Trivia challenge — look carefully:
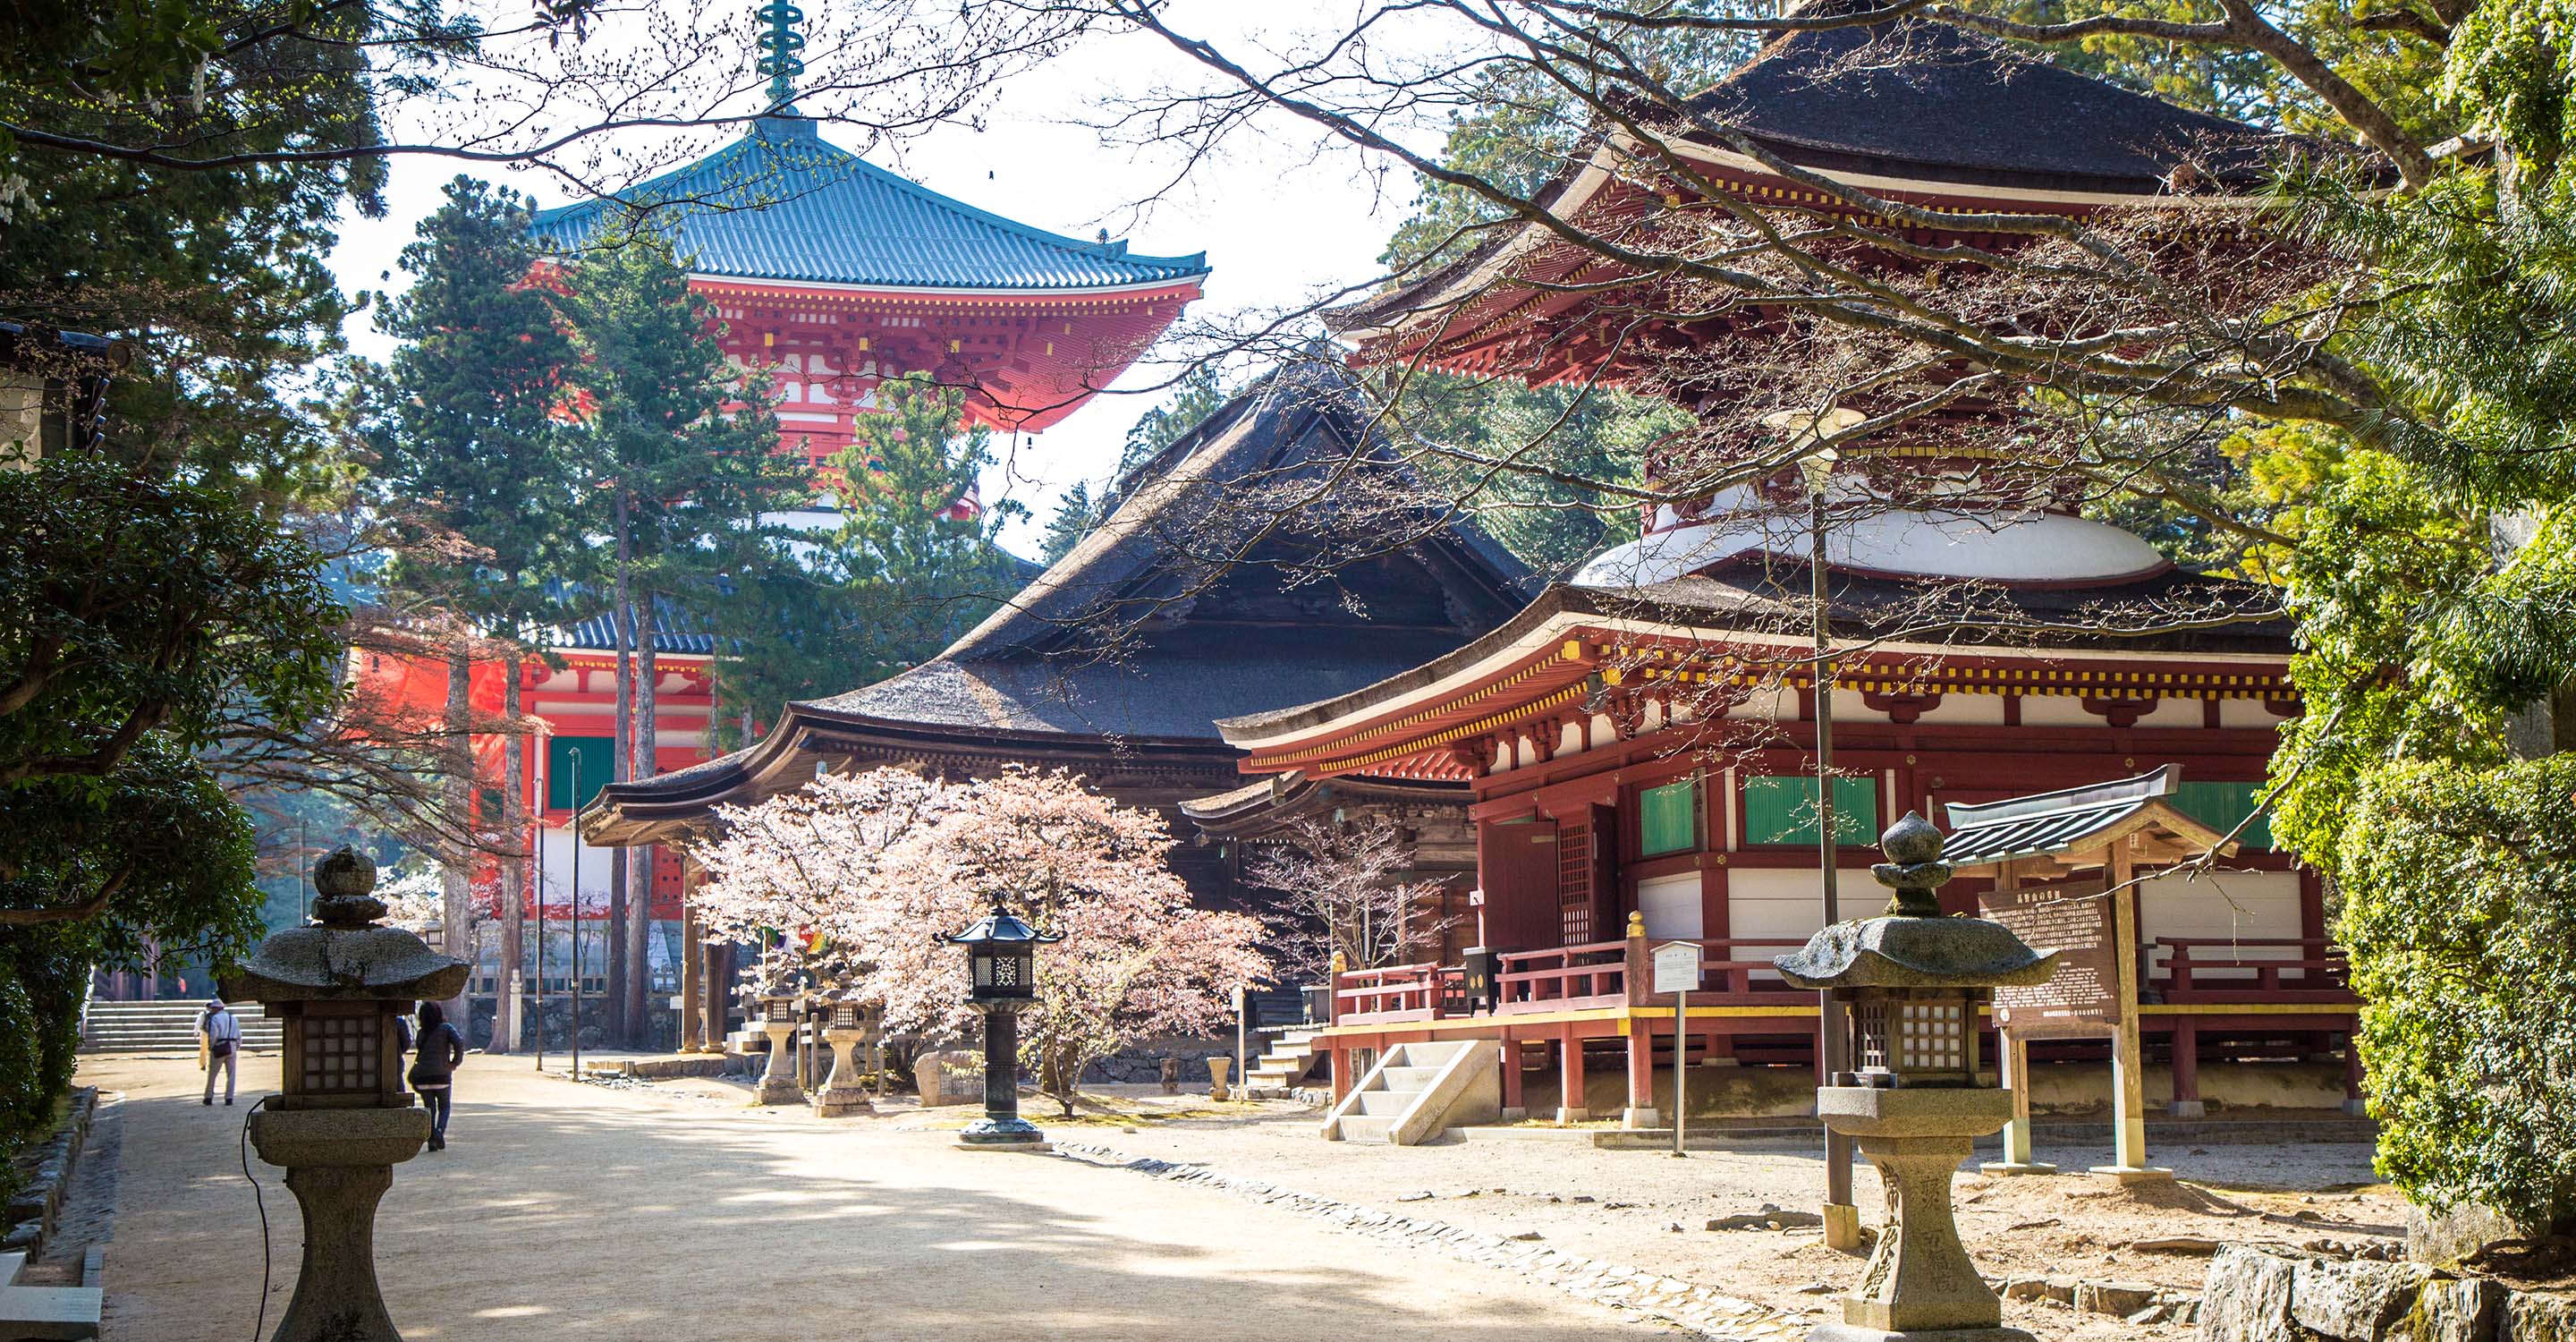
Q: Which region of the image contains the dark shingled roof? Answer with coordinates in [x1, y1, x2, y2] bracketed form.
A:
[792, 362, 1533, 735]
[529, 119, 1208, 292]
[1686, 4, 2302, 194]
[583, 366, 1534, 842]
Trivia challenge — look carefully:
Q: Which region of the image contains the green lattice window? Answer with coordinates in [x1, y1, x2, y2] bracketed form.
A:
[1742, 774, 1878, 846]
[547, 736, 614, 811]
[2172, 779, 2272, 850]
[1639, 777, 1701, 857]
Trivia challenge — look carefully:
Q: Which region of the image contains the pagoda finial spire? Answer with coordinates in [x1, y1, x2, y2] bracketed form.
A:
[756, 0, 807, 113]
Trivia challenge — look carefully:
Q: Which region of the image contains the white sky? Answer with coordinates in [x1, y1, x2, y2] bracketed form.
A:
[326, 4, 1436, 557]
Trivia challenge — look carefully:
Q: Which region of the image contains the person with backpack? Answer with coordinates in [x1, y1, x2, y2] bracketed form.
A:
[407, 1001, 467, 1151]
[197, 998, 241, 1106]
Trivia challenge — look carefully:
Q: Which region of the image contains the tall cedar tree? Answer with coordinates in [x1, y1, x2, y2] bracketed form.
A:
[705, 375, 1022, 749]
[552, 225, 803, 1043]
[369, 176, 584, 1045]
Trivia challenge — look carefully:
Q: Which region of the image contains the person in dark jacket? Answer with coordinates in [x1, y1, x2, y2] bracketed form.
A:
[407, 1001, 467, 1151]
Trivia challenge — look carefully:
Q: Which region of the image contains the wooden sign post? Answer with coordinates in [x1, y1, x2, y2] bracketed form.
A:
[1978, 863, 2170, 1182]
[1652, 941, 1701, 1155]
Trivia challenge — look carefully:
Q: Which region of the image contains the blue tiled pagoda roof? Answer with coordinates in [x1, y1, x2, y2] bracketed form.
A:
[529, 119, 1210, 293]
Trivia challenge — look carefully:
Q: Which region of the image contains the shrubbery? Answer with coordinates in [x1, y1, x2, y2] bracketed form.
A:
[2331, 757, 2576, 1235]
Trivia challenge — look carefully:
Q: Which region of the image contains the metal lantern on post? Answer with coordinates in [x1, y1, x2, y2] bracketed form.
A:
[936, 901, 1062, 1151]
[221, 845, 469, 1342]
[1773, 814, 2057, 1342]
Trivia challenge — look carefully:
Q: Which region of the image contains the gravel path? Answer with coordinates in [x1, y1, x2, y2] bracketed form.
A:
[74, 1055, 1662, 1341]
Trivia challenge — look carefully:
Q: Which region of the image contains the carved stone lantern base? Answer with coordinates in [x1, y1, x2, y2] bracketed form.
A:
[1813, 1086, 2034, 1342]
[810, 1026, 875, 1117]
[753, 1016, 801, 1106]
[248, 1106, 432, 1342]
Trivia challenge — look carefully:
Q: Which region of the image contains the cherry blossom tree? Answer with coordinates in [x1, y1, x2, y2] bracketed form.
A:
[691, 765, 1271, 1114]
[1246, 813, 1461, 981]
[689, 769, 963, 1001]
[905, 768, 1272, 1117]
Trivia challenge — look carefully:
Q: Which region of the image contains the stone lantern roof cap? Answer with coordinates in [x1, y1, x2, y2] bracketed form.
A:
[218, 845, 470, 1003]
[1772, 810, 2056, 989]
[1773, 914, 2057, 990]
[936, 905, 1064, 947]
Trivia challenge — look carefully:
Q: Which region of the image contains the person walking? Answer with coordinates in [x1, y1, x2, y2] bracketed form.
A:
[407, 1001, 466, 1151]
[197, 998, 240, 1106]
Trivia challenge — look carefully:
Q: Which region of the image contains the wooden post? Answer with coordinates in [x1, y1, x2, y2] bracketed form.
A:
[679, 892, 703, 1054]
[1558, 1026, 1589, 1123]
[2093, 838, 2168, 1181]
[1500, 1030, 1526, 1119]
[2169, 1016, 2203, 1117]
[1980, 857, 2055, 1176]
[1620, 912, 1657, 1129]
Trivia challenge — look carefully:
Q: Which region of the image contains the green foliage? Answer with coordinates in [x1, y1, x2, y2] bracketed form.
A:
[706, 375, 1023, 743]
[2326, 758, 2576, 1231]
[1382, 371, 1683, 577]
[367, 176, 583, 634]
[1042, 363, 1233, 565]
[1038, 480, 1101, 566]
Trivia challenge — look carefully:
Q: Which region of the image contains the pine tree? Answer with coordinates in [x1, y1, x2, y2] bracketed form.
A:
[552, 223, 804, 1043]
[704, 374, 1025, 748]
[369, 175, 583, 1041]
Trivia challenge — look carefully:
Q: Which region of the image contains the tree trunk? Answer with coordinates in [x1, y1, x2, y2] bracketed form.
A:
[609, 488, 634, 1046]
[493, 650, 525, 1055]
[440, 637, 475, 1030]
[627, 591, 657, 1049]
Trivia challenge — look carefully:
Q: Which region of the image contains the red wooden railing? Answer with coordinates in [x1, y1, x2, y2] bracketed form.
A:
[2150, 937, 2354, 998]
[1496, 940, 1629, 1011]
[1335, 962, 1451, 1023]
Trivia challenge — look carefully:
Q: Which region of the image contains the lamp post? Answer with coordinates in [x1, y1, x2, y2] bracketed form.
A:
[1784, 406, 1865, 1250]
[1774, 815, 2058, 1342]
[936, 901, 1063, 1151]
[221, 845, 470, 1342]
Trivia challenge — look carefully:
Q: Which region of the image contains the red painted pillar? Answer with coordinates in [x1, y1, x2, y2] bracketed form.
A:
[1559, 1026, 1588, 1121]
[1625, 1019, 1656, 1125]
[1332, 1044, 1352, 1103]
[1499, 1031, 1525, 1116]
[2168, 1017, 2203, 1118]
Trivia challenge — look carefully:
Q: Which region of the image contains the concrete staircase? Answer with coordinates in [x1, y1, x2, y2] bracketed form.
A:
[1321, 1040, 1500, 1145]
[79, 1001, 280, 1055]
[1241, 1027, 1324, 1098]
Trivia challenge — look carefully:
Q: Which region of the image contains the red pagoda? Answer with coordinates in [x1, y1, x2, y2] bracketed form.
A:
[1222, 10, 2358, 1131]
[359, 49, 1206, 1022]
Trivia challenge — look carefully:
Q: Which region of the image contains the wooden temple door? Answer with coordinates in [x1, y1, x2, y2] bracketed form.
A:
[1555, 803, 1619, 947]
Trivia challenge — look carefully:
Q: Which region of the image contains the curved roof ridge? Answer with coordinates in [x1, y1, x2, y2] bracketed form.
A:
[528, 122, 1209, 291]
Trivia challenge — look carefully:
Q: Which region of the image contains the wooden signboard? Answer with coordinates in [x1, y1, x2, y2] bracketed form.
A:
[1651, 941, 1701, 996]
[1978, 881, 2117, 1037]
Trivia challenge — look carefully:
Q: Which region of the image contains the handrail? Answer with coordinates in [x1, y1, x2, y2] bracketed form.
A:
[1334, 962, 1446, 1022]
[1495, 940, 1628, 1007]
[1691, 938, 1818, 996]
[2151, 936, 2351, 995]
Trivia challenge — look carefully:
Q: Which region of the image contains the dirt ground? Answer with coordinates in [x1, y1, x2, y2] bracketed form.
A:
[74, 1054, 1659, 1341]
[728, 1077, 2400, 1342]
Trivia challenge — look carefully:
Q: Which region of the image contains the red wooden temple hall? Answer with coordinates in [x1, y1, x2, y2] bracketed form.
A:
[351, 12, 1208, 1013]
[1220, 7, 2358, 1125]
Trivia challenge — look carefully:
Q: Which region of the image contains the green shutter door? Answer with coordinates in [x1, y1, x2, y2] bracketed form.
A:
[1741, 775, 1878, 845]
[547, 736, 614, 811]
[1640, 779, 1699, 856]
[2173, 780, 2271, 850]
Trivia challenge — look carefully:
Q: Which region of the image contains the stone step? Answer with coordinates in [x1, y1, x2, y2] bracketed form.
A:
[1377, 1066, 1443, 1091]
[1352, 1090, 1419, 1117]
[1335, 1115, 1394, 1144]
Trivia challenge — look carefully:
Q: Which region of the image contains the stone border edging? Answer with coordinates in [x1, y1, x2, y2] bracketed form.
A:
[1051, 1140, 1804, 1342]
[4, 1087, 97, 1255]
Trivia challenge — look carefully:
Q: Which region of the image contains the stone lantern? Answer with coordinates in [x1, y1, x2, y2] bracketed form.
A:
[751, 989, 804, 1106]
[809, 993, 880, 1117]
[936, 901, 1061, 1151]
[1773, 813, 2057, 1342]
[219, 845, 469, 1342]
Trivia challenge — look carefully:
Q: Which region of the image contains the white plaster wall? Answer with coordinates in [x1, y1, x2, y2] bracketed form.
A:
[1908, 694, 2007, 726]
[2135, 699, 2205, 728]
[2219, 699, 2284, 729]
[1726, 685, 1799, 721]
[1637, 872, 1704, 940]
[2019, 694, 2098, 727]
[1724, 868, 1877, 976]
[2137, 870, 2306, 982]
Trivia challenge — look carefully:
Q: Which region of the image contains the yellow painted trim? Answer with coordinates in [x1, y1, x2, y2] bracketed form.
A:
[1631, 1005, 1822, 1020]
[2139, 1003, 2358, 1016]
[1315, 1007, 1633, 1038]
